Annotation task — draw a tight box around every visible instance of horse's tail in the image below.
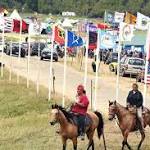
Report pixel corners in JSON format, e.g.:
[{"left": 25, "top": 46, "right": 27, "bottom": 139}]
[{"left": 94, "top": 111, "right": 104, "bottom": 139}]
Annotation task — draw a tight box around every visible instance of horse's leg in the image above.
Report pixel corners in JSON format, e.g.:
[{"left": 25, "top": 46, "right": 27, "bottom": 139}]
[
  {"left": 87, "top": 130, "right": 95, "bottom": 150},
  {"left": 122, "top": 130, "right": 132, "bottom": 150},
  {"left": 72, "top": 138, "right": 77, "bottom": 150},
  {"left": 62, "top": 137, "right": 67, "bottom": 150},
  {"left": 137, "top": 130, "right": 145, "bottom": 150}
]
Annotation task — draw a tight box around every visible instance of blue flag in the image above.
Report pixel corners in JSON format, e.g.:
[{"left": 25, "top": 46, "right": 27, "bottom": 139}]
[{"left": 67, "top": 31, "right": 83, "bottom": 47}]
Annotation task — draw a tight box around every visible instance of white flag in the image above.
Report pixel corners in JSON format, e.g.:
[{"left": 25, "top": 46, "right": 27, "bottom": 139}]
[
  {"left": 114, "top": 11, "right": 125, "bottom": 23},
  {"left": 136, "top": 12, "right": 150, "bottom": 30},
  {"left": 119, "top": 22, "right": 134, "bottom": 41}
]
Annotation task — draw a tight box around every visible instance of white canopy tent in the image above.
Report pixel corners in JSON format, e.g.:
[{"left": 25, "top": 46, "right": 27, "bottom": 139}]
[{"left": 10, "top": 9, "right": 21, "bottom": 20}]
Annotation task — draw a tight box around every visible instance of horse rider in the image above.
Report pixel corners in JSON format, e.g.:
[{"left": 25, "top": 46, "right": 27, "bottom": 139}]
[
  {"left": 126, "top": 83, "right": 144, "bottom": 130},
  {"left": 71, "top": 84, "right": 89, "bottom": 140}
]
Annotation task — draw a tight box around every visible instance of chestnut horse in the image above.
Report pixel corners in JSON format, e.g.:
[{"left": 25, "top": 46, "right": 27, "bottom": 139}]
[
  {"left": 108, "top": 101, "right": 150, "bottom": 150},
  {"left": 49, "top": 104, "right": 106, "bottom": 150}
]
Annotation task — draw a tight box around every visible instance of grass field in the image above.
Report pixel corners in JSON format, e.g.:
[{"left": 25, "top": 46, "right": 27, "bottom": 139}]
[{"left": 0, "top": 69, "right": 150, "bottom": 150}]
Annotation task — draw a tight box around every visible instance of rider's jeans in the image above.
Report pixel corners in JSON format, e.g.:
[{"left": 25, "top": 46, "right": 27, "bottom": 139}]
[{"left": 137, "top": 107, "right": 144, "bottom": 128}]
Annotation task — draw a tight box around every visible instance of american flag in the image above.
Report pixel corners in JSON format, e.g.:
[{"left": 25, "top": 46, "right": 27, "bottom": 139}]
[
  {"left": 0, "top": 16, "right": 13, "bottom": 32},
  {"left": 147, "top": 62, "right": 150, "bottom": 84}
]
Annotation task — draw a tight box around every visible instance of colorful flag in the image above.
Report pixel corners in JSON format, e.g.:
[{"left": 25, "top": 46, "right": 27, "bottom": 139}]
[
  {"left": 104, "top": 11, "right": 114, "bottom": 23},
  {"left": 13, "top": 19, "right": 28, "bottom": 33},
  {"left": 124, "top": 12, "right": 136, "bottom": 24},
  {"left": 67, "top": 31, "right": 83, "bottom": 47},
  {"left": 119, "top": 22, "right": 134, "bottom": 41},
  {"left": 89, "top": 31, "right": 97, "bottom": 50},
  {"left": 0, "top": 16, "right": 13, "bottom": 32},
  {"left": 114, "top": 12, "right": 125, "bottom": 23},
  {"left": 54, "top": 26, "right": 65, "bottom": 45},
  {"left": 99, "top": 30, "right": 117, "bottom": 49},
  {"left": 146, "top": 62, "right": 150, "bottom": 84},
  {"left": 136, "top": 12, "right": 150, "bottom": 30},
  {"left": 88, "top": 24, "right": 97, "bottom": 50}
]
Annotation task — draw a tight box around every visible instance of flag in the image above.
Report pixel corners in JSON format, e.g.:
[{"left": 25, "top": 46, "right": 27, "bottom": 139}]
[
  {"left": 146, "top": 62, "right": 150, "bottom": 84},
  {"left": 99, "top": 30, "right": 117, "bottom": 49},
  {"left": 89, "top": 31, "right": 97, "bottom": 50},
  {"left": 54, "top": 26, "right": 65, "bottom": 45},
  {"left": 67, "top": 31, "right": 83, "bottom": 47},
  {"left": 114, "top": 12, "right": 125, "bottom": 23},
  {"left": 88, "top": 24, "right": 97, "bottom": 50},
  {"left": 124, "top": 12, "right": 136, "bottom": 24},
  {"left": 0, "top": 16, "right": 13, "bottom": 32},
  {"left": 119, "top": 22, "right": 134, "bottom": 41},
  {"left": 13, "top": 19, "right": 28, "bottom": 33},
  {"left": 104, "top": 11, "right": 114, "bottom": 24},
  {"left": 136, "top": 12, "right": 150, "bottom": 30},
  {"left": 97, "top": 23, "right": 109, "bottom": 30}
]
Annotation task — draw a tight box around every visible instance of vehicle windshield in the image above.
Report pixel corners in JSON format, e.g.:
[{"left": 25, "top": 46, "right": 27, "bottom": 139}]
[{"left": 128, "top": 59, "right": 145, "bottom": 66}]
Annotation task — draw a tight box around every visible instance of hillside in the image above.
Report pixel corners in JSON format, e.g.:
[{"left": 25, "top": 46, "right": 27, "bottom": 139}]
[{"left": 0, "top": 0, "right": 150, "bottom": 17}]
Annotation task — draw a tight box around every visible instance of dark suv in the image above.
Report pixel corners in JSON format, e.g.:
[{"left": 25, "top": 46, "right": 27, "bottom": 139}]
[
  {"left": 31, "top": 42, "right": 46, "bottom": 56},
  {"left": 40, "top": 48, "right": 58, "bottom": 61}
]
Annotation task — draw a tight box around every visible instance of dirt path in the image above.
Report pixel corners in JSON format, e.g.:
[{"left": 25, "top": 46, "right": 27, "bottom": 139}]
[{"left": 2, "top": 54, "right": 150, "bottom": 112}]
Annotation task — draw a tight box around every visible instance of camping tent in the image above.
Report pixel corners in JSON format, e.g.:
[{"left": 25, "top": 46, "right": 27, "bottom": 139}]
[
  {"left": 10, "top": 9, "right": 21, "bottom": 20},
  {"left": 62, "top": 18, "right": 73, "bottom": 28}
]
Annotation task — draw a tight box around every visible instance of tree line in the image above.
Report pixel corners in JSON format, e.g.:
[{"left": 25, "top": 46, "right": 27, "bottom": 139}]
[{"left": 1, "top": 0, "right": 150, "bottom": 17}]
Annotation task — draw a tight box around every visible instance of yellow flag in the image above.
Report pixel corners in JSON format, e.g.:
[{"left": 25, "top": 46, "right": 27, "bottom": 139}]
[{"left": 125, "top": 12, "right": 136, "bottom": 24}]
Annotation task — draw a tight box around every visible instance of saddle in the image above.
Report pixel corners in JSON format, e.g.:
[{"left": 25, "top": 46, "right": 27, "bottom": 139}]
[
  {"left": 69, "top": 113, "right": 93, "bottom": 127},
  {"left": 128, "top": 106, "right": 149, "bottom": 115}
]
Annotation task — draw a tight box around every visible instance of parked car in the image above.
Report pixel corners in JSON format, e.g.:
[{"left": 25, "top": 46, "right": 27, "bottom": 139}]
[
  {"left": 40, "top": 48, "right": 58, "bottom": 61},
  {"left": 31, "top": 42, "right": 46, "bottom": 56},
  {"left": 5, "top": 43, "right": 26, "bottom": 57},
  {"left": 118, "top": 57, "right": 145, "bottom": 77},
  {"left": 106, "top": 52, "right": 118, "bottom": 64}
]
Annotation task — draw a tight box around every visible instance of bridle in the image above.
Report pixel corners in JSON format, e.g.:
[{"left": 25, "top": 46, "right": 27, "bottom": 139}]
[{"left": 50, "top": 108, "right": 60, "bottom": 126}]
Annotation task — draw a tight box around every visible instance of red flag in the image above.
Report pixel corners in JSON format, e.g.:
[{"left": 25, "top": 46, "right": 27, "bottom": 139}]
[
  {"left": 54, "top": 26, "right": 65, "bottom": 45},
  {"left": 97, "top": 23, "right": 109, "bottom": 29},
  {"left": 13, "top": 19, "right": 28, "bottom": 33}
]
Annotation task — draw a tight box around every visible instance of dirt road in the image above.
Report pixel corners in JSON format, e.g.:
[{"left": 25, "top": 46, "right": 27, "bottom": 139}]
[{"left": 2, "top": 54, "right": 150, "bottom": 112}]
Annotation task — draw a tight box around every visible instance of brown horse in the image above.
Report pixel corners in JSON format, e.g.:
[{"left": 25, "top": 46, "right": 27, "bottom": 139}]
[
  {"left": 49, "top": 104, "right": 106, "bottom": 150},
  {"left": 108, "top": 101, "right": 150, "bottom": 150}
]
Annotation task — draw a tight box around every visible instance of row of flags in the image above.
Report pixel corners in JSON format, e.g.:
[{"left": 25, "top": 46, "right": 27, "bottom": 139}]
[
  {"left": 104, "top": 11, "right": 150, "bottom": 31},
  {"left": 0, "top": 16, "right": 28, "bottom": 33},
  {"left": 54, "top": 26, "right": 83, "bottom": 48}
]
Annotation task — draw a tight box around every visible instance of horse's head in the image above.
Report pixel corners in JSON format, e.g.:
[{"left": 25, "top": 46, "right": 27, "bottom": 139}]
[
  {"left": 108, "top": 100, "right": 117, "bottom": 121},
  {"left": 49, "top": 104, "right": 60, "bottom": 126}
]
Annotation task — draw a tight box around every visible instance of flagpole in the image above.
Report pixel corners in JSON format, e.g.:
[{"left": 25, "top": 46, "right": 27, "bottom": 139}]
[
  {"left": 94, "top": 29, "right": 100, "bottom": 110},
  {"left": 36, "top": 36, "right": 40, "bottom": 95},
  {"left": 84, "top": 25, "right": 89, "bottom": 89},
  {"left": 48, "top": 26, "right": 54, "bottom": 101},
  {"left": 17, "top": 19, "right": 22, "bottom": 84},
  {"left": 62, "top": 29, "right": 68, "bottom": 107},
  {"left": 143, "top": 24, "right": 150, "bottom": 105},
  {"left": 116, "top": 41, "right": 121, "bottom": 102},
  {"left": 9, "top": 41, "right": 12, "bottom": 82},
  {"left": 27, "top": 31, "right": 31, "bottom": 88},
  {"left": 1, "top": 16, "right": 5, "bottom": 77}
]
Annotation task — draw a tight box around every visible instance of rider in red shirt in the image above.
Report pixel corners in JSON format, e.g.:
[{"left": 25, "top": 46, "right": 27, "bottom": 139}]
[{"left": 71, "top": 84, "right": 89, "bottom": 140}]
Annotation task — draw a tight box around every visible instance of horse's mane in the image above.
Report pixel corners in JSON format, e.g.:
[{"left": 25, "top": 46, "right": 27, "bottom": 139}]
[{"left": 57, "top": 105, "right": 73, "bottom": 123}]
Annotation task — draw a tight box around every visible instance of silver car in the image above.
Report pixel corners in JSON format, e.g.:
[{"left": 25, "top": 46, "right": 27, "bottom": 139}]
[{"left": 119, "top": 57, "right": 145, "bottom": 77}]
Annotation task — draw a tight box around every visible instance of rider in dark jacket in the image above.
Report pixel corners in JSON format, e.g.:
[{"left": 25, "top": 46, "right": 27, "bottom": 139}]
[{"left": 127, "top": 83, "right": 144, "bottom": 130}]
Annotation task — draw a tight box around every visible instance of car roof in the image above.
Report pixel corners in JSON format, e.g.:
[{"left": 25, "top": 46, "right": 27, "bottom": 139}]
[{"left": 126, "top": 57, "right": 144, "bottom": 61}]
